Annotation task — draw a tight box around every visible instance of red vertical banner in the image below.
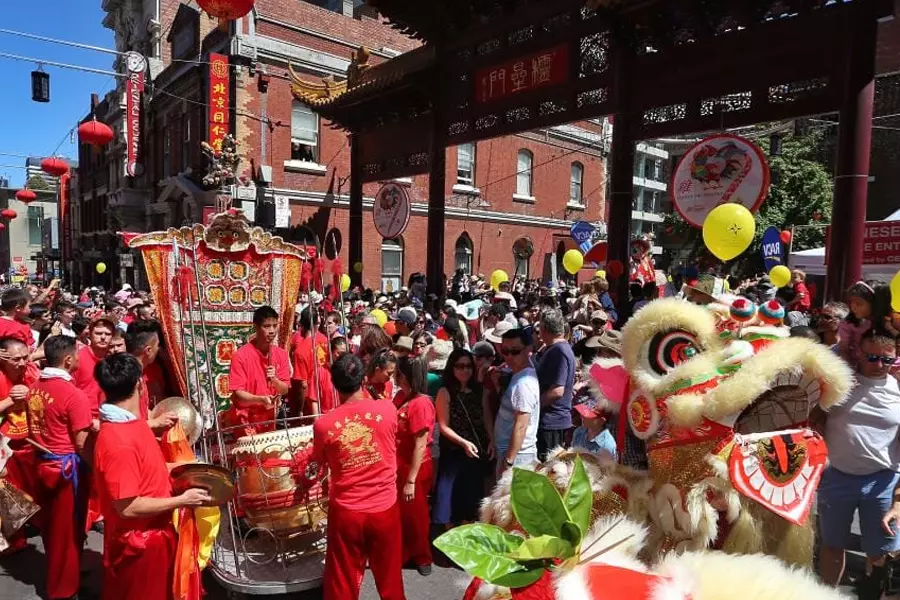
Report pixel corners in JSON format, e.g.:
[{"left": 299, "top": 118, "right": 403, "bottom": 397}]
[
  {"left": 208, "top": 53, "right": 230, "bottom": 151},
  {"left": 60, "top": 173, "right": 71, "bottom": 268},
  {"left": 125, "top": 71, "right": 145, "bottom": 177}
]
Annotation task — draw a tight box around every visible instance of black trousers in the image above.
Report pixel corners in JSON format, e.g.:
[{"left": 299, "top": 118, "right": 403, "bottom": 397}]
[{"left": 537, "top": 428, "right": 570, "bottom": 462}]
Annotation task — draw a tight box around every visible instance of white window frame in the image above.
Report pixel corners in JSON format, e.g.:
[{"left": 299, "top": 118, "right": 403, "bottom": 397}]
[
  {"left": 457, "top": 143, "right": 475, "bottom": 186},
  {"left": 569, "top": 161, "right": 584, "bottom": 207},
  {"left": 515, "top": 149, "right": 534, "bottom": 201},
  {"left": 290, "top": 100, "right": 320, "bottom": 164},
  {"left": 381, "top": 238, "right": 404, "bottom": 292},
  {"left": 454, "top": 234, "right": 473, "bottom": 274}
]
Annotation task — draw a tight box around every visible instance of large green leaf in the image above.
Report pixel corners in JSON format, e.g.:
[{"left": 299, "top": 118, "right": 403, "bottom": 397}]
[
  {"left": 563, "top": 455, "right": 592, "bottom": 537},
  {"left": 433, "top": 524, "right": 527, "bottom": 584},
  {"left": 510, "top": 467, "right": 570, "bottom": 538},
  {"left": 560, "top": 520, "right": 583, "bottom": 548},
  {"left": 493, "top": 566, "right": 546, "bottom": 589},
  {"left": 507, "top": 535, "right": 575, "bottom": 561}
]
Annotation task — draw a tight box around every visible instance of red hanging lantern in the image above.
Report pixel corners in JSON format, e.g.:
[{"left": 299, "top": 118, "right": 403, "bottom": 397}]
[
  {"left": 40, "top": 157, "right": 69, "bottom": 177},
  {"left": 15, "top": 189, "right": 37, "bottom": 204},
  {"left": 0, "top": 223, "right": 7, "bottom": 231},
  {"left": 780, "top": 230, "right": 792, "bottom": 244},
  {"left": 606, "top": 259, "right": 625, "bottom": 280},
  {"left": 78, "top": 119, "right": 114, "bottom": 147},
  {"left": 197, "top": 0, "right": 255, "bottom": 20},
  {"left": 1, "top": 209, "right": 17, "bottom": 220}
]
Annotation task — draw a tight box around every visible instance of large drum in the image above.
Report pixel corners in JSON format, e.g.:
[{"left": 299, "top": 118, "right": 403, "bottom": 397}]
[{"left": 231, "top": 426, "right": 326, "bottom": 534}]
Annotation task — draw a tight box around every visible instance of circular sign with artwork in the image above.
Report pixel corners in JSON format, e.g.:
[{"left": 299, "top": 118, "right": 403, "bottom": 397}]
[
  {"left": 513, "top": 236, "right": 534, "bottom": 260},
  {"left": 373, "top": 182, "right": 411, "bottom": 240},
  {"left": 671, "top": 133, "right": 770, "bottom": 229}
]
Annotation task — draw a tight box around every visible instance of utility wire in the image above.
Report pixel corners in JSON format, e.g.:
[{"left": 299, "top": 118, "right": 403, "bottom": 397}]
[
  {"left": 0, "top": 28, "right": 124, "bottom": 56},
  {"left": 0, "top": 51, "right": 123, "bottom": 78}
]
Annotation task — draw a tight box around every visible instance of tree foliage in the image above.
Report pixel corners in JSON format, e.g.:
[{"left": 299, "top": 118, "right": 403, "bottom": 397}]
[
  {"left": 663, "top": 129, "right": 833, "bottom": 274},
  {"left": 26, "top": 175, "right": 51, "bottom": 191}
]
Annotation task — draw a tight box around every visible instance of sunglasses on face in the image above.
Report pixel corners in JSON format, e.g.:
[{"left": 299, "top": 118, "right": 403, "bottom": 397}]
[
  {"left": 501, "top": 347, "right": 525, "bottom": 357},
  {"left": 865, "top": 354, "right": 896, "bottom": 365}
]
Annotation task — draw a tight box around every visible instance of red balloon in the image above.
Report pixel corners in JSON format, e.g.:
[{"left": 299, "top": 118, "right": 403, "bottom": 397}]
[
  {"left": 40, "top": 157, "right": 69, "bottom": 177},
  {"left": 197, "top": 0, "right": 255, "bottom": 19},
  {"left": 1, "top": 209, "right": 17, "bottom": 220},
  {"left": 606, "top": 259, "right": 625, "bottom": 280},
  {"left": 78, "top": 119, "right": 114, "bottom": 146},
  {"left": 780, "top": 230, "right": 792, "bottom": 244},
  {"left": 15, "top": 189, "right": 37, "bottom": 204},
  {"left": 0, "top": 223, "right": 7, "bottom": 231}
]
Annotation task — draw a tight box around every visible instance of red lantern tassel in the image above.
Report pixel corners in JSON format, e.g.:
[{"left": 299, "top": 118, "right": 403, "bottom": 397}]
[
  {"left": 172, "top": 266, "right": 196, "bottom": 309},
  {"left": 300, "top": 261, "right": 312, "bottom": 292},
  {"left": 312, "top": 258, "right": 325, "bottom": 293}
]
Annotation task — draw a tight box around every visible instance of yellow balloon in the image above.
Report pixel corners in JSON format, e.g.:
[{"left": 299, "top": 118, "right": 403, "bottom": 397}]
[
  {"left": 96, "top": 262, "right": 107, "bottom": 274},
  {"left": 769, "top": 265, "right": 791, "bottom": 288},
  {"left": 370, "top": 309, "right": 388, "bottom": 328},
  {"left": 562, "top": 249, "right": 584, "bottom": 275},
  {"left": 891, "top": 271, "right": 900, "bottom": 312},
  {"left": 595, "top": 270, "right": 606, "bottom": 280},
  {"left": 340, "top": 273, "right": 351, "bottom": 293},
  {"left": 353, "top": 261, "right": 363, "bottom": 273},
  {"left": 701, "top": 204, "right": 756, "bottom": 261},
  {"left": 490, "top": 269, "right": 509, "bottom": 291}
]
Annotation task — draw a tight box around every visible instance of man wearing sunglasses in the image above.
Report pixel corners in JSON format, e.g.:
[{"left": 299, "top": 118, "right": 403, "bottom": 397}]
[
  {"left": 492, "top": 328, "right": 540, "bottom": 477},
  {"left": 816, "top": 330, "right": 900, "bottom": 598}
]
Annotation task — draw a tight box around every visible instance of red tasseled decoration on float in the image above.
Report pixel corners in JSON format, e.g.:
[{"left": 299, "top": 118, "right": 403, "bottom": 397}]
[
  {"left": 300, "top": 261, "right": 313, "bottom": 292},
  {"left": 172, "top": 266, "right": 195, "bottom": 308},
  {"left": 331, "top": 258, "right": 343, "bottom": 276},
  {"left": 312, "top": 258, "right": 325, "bottom": 292},
  {"left": 329, "top": 258, "right": 344, "bottom": 303}
]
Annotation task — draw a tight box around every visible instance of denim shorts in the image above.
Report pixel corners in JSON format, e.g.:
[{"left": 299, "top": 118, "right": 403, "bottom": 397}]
[{"left": 817, "top": 466, "right": 900, "bottom": 557}]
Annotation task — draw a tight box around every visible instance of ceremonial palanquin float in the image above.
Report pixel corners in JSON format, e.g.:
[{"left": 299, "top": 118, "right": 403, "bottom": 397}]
[
  {"left": 126, "top": 210, "right": 328, "bottom": 594},
  {"left": 438, "top": 297, "right": 853, "bottom": 600}
]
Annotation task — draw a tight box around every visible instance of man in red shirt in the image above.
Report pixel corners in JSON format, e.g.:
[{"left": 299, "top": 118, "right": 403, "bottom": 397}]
[
  {"left": 26, "top": 335, "right": 93, "bottom": 599},
  {"left": 0, "top": 288, "right": 35, "bottom": 350},
  {"left": 125, "top": 325, "right": 165, "bottom": 422},
  {"left": 227, "top": 306, "right": 291, "bottom": 436},
  {"left": 93, "top": 353, "right": 210, "bottom": 600},
  {"left": 291, "top": 307, "right": 333, "bottom": 415},
  {"left": 73, "top": 316, "right": 114, "bottom": 419},
  {"left": 311, "top": 353, "right": 405, "bottom": 600},
  {"left": 108, "top": 329, "right": 126, "bottom": 355}
]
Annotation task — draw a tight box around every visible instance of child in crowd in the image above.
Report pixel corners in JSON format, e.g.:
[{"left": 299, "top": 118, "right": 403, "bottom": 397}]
[
  {"left": 838, "top": 280, "right": 891, "bottom": 363},
  {"left": 572, "top": 399, "right": 617, "bottom": 460}
]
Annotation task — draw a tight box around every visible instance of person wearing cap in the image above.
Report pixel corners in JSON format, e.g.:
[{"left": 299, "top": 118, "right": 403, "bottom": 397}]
[
  {"left": 573, "top": 310, "right": 609, "bottom": 363},
  {"left": 395, "top": 307, "right": 418, "bottom": 340},
  {"left": 572, "top": 400, "right": 617, "bottom": 459},
  {"left": 73, "top": 315, "right": 116, "bottom": 418},
  {"left": 535, "top": 309, "right": 576, "bottom": 461},
  {"left": 483, "top": 321, "right": 515, "bottom": 357},
  {"left": 392, "top": 336, "right": 414, "bottom": 359}
]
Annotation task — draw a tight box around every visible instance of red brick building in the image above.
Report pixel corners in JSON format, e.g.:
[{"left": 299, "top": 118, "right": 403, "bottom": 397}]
[{"left": 84, "top": 0, "right": 607, "bottom": 290}]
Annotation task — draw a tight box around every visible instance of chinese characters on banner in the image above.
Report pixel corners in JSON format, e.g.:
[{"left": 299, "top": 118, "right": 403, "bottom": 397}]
[
  {"left": 125, "top": 70, "right": 144, "bottom": 177},
  {"left": 208, "top": 53, "right": 230, "bottom": 151},
  {"left": 475, "top": 44, "right": 570, "bottom": 104}
]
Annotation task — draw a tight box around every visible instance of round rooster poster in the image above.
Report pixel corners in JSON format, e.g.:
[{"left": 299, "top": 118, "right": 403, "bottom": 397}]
[{"left": 671, "top": 133, "right": 770, "bottom": 228}]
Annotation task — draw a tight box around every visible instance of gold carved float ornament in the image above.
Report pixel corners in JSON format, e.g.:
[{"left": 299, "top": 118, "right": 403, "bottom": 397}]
[{"left": 122, "top": 210, "right": 307, "bottom": 418}]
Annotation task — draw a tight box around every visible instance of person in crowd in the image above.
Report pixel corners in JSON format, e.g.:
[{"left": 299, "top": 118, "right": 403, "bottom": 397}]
[
  {"left": 125, "top": 325, "right": 177, "bottom": 431},
  {"left": 440, "top": 315, "right": 468, "bottom": 350},
  {"left": 813, "top": 331, "right": 900, "bottom": 597},
  {"left": 573, "top": 310, "right": 608, "bottom": 363},
  {"left": 26, "top": 336, "right": 93, "bottom": 600},
  {"left": 493, "top": 328, "right": 540, "bottom": 476},
  {"left": 483, "top": 321, "right": 515, "bottom": 356},
  {"left": 789, "top": 269, "right": 811, "bottom": 312},
  {"left": 93, "top": 353, "right": 211, "bottom": 600},
  {"left": 393, "top": 356, "right": 435, "bottom": 575},
  {"left": 291, "top": 308, "right": 331, "bottom": 416},
  {"left": 27, "top": 304, "right": 50, "bottom": 349},
  {"left": 572, "top": 399, "right": 617, "bottom": 459},
  {"left": 73, "top": 315, "right": 115, "bottom": 417},
  {"left": 394, "top": 307, "right": 417, "bottom": 340},
  {"left": 425, "top": 339, "right": 452, "bottom": 400},
  {"left": 411, "top": 330, "right": 433, "bottom": 358},
  {"left": 593, "top": 277, "right": 618, "bottom": 325},
  {"left": 365, "top": 348, "right": 397, "bottom": 402},
  {"left": 789, "top": 326, "right": 819, "bottom": 341},
  {"left": 535, "top": 309, "right": 575, "bottom": 461},
  {"left": 226, "top": 306, "right": 291, "bottom": 437},
  {"left": 49, "top": 300, "right": 79, "bottom": 338},
  {"left": 818, "top": 301, "right": 850, "bottom": 351},
  {"left": 0, "top": 287, "right": 35, "bottom": 350},
  {"left": 359, "top": 325, "right": 393, "bottom": 365},
  {"left": 433, "top": 349, "right": 492, "bottom": 528},
  {"left": 312, "top": 354, "right": 404, "bottom": 600},
  {"left": 108, "top": 329, "right": 127, "bottom": 355},
  {"left": 838, "top": 280, "right": 891, "bottom": 363},
  {"left": 331, "top": 337, "right": 350, "bottom": 363},
  {"left": 392, "top": 336, "right": 414, "bottom": 359}
]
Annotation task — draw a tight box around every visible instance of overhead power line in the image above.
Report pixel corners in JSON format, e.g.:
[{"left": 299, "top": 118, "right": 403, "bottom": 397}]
[
  {"left": 0, "top": 28, "right": 124, "bottom": 57},
  {"left": 0, "top": 51, "right": 124, "bottom": 78}
]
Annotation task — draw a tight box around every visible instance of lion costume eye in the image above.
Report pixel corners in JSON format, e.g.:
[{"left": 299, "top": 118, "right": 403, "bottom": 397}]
[{"left": 647, "top": 330, "right": 699, "bottom": 375}]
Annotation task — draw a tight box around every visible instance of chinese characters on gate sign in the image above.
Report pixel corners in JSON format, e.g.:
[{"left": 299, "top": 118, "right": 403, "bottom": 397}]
[
  {"left": 475, "top": 44, "right": 570, "bottom": 104},
  {"left": 208, "top": 53, "right": 231, "bottom": 151}
]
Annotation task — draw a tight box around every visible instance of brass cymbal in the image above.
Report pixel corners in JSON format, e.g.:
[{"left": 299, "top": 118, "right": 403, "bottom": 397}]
[
  {"left": 151, "top": 397, "right": 203, "bottom": 445},
  {"left": 170, "top": 463, "right": 235, "bottom": 507}
]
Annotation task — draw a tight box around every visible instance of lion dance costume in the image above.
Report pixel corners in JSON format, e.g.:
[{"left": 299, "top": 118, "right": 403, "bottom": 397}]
[{"left": 440, "top": 297, "right": 854, "bottom": 600}]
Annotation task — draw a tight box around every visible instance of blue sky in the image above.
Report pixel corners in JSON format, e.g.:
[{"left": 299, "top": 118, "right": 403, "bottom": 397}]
[{"left": 0, "top": 2, "right": 116, "bottom": 187}]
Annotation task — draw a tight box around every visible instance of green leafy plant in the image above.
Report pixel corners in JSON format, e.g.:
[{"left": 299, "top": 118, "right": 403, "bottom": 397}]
[{"left": 433, "top": 455, "right": 593, "bottom": 587}]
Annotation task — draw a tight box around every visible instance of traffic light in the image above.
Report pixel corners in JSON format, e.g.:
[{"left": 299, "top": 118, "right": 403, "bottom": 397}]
[{"left": 31, "top": 70, "right": 50, "bottom": 103}]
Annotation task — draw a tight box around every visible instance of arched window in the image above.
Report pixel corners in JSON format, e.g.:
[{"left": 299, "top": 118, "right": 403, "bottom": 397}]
[
  {"left": 381, "top": 237, "right": 404, "bottom": 292},
  {"left": 516, "top": 149, "right": 533, "bottom": 197},
  {"left": 570, "top": 161, "right": 584, "bottom": 206},
  {"left": 454, "top": 234, "right": 473, "bottom": 274}
]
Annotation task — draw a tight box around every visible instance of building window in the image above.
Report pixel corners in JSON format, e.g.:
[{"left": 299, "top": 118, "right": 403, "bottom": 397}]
[
  {"left": 291, "top": 101, "right": 319, "bottom": 163},
  {"left": 456, "top": 143, "right": 475, "bottom": 186},
  {"left": 570, "top": 162, "right": 584, "bottom": 206},
  {"left": 516, "top": 149, "right": 533, "bottom": 197},
  {"left": 381, "top": 238, "right": 404, "bottom": 293},
  {"left": 515, "top": 254, "right": 529, "bottom": 279},
  {"left": 454, "top": 234, "right": 473, "bottom": 274},
  {"left": 27, "top": 205, "right": 42, "bottom": 246}
]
